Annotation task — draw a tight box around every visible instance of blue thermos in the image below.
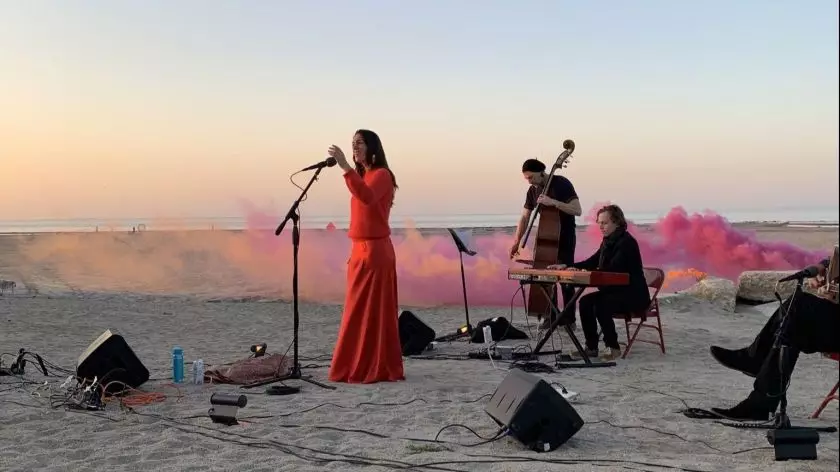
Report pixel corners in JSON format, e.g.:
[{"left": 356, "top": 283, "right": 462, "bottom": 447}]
[{"left": 172, "top": 346, "right": 184, "bottom": 383}]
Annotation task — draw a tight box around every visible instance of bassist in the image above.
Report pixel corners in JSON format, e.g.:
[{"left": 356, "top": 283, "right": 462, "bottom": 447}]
[{"left": 510, "top": 158, "right": 582, "bottom": 329}]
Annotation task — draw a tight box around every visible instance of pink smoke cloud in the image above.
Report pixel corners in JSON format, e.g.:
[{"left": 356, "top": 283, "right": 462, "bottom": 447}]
[
  {"left": 235, "top": 203, "right": 829, "bottom": 307},
  {"left": 14, "top": 204, "right": 831, "bottom": 308}
]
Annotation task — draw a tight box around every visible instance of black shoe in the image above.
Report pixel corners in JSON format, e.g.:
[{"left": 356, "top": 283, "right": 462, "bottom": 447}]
[
  {"left": 711, "top": 394, "right": 774, "bottom": 421},
  {"left": 710, "top": 346, "right": 760, "bottom": 378}
]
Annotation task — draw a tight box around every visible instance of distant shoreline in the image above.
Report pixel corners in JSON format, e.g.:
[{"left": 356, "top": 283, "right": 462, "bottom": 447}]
[
  {"left": 1, "top": 220, "right": 838, "bottom": 236},
  {"left": 2, "top": 209, "right": 838, "bottom": 235}
]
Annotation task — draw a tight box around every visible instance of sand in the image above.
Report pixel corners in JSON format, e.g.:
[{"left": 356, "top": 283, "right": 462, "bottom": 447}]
[{"left": 1, "top": 226, "right": 838, "bottom": 472}]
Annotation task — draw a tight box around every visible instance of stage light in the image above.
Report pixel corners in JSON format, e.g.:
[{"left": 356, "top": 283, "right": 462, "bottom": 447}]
[{"left": 250, "top": 343, "right": 267, "bottom": 357}]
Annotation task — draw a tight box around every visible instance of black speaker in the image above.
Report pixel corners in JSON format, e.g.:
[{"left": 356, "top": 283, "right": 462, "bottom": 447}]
[
  {"left": 398, "top": 311, "right": 436, "bottom": 356},
  {"left": 485, "top": 368, "right": 583, "bottom": 452},
  {"left": 76, "top": 330, "right": 150, "bottom": 394}
]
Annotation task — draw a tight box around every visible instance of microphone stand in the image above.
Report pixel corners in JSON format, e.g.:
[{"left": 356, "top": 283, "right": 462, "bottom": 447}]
[
  {"left": 766, "top": 278, "right": 819, "bottom": 460},
  {"left": 246, "top": 163, "right": 336, "bottom": 391}
]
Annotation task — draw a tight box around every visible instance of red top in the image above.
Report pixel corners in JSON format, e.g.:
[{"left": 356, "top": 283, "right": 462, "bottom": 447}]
[{"left": 344, "top": 167, "right": 394, "bottom": 240}]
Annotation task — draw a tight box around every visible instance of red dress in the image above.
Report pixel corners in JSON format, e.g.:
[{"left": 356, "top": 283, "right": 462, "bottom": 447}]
[{"left": 328, "top": 168, "right": 405, "bottom": 383}]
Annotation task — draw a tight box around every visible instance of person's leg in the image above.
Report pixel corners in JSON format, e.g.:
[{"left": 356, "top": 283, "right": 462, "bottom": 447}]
[
  {"left": 576, "top": 292, "right": 601, "bottom": 354},
  {"left": 753, "top": 293, "right": 839, "bottom": 401},
  {"left": 557, "top": 233, "right": 577, "bottom": 323},
  {"left": 539, "top": 234, "right": 577, "bottom": 330},
  {"left": 329, "top": 239, "right": 405, "bottom": 384},
  {"left": 329, "top": 241, "right": 368, "bottom": 382},
  {"left": 710, "top": 298, "right": 786, "bottom": 377},
  {"left": 712, "top": 292, "right": 840, "bottom": 420},
  {"left": 594, "top": 293, "right": 622, "bottom": 351}
]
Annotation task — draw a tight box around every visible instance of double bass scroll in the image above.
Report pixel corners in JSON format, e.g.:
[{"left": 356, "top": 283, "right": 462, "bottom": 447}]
[{"left": 518, "top": 139, "right": 576, "bottom": 318}]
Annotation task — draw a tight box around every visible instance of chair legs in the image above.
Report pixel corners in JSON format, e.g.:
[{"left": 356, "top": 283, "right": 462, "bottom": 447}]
[
  {"left": 623, "top": 316, "right": 666, "bottom": 359},
  {"left": 656, "top": 314, "right": 665, "bottom": 354},
  {"left": 810, "top": 382, "right": 839, "bottom": 419}
]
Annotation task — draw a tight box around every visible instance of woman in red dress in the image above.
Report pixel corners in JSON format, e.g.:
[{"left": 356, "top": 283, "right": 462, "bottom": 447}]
[{"left": 326, "top": 129, "right": 405, "bottom": 383}]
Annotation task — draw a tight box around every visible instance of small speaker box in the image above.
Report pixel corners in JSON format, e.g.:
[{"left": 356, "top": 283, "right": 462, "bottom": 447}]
[{"left": 398, "top": 311, "right": 436, "bottom": 356}]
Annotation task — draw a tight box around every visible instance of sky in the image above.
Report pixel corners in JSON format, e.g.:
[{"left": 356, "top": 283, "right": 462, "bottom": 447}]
[{"left": 1, "top": 0, "right": 838, "bottom": 221}]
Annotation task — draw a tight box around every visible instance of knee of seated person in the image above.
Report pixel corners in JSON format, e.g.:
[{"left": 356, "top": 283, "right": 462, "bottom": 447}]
[
  {"left": 789, "top": 292, "right": 831, "bottom": 316},
  {"left": 578, "top": 293, "right": 596, "bottom": 309}
]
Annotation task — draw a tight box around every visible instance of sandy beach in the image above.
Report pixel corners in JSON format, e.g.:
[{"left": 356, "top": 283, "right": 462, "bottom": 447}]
[{"left": 1, "top": 224, "right": 838, "bottom": 471}]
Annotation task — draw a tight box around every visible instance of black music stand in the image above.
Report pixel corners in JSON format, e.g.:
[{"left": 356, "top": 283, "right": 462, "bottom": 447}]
[
  {"left": 528, "top": 283, "right": 616, "bottom": 368},
  {"left": 244, "top": 164, "right": 336, "bottom": 391},
  {"left": 434, "top": 229, "right": 477, "bottom": 342}
]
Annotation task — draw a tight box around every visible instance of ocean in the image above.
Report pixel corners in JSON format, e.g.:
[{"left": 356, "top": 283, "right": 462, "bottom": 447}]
[{"left": 0, "top": 208, "right": 838, "bottom": 233}]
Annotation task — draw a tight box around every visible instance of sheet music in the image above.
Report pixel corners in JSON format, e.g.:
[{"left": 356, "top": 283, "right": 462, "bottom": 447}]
[{"left": 453, "top": 229, "right": 474, "bottom": 253}]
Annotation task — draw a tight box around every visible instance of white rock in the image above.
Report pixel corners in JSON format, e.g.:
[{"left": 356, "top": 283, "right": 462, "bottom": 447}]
[
  {"left": 736, "top": 270, "right": 819, "bottom": 303},
  {"left": 681, "top": 276, "right": 738, "bottom": 312}
]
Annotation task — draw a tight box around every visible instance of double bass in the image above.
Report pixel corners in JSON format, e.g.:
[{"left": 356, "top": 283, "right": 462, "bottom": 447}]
[{"left": 518, "top": 139, "right": 576, "bottom": 318}]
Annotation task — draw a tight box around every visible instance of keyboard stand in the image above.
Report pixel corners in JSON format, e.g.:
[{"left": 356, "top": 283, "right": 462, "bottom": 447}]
[{"left": 527, "top": 282, "right": 616, "bottom": 368}]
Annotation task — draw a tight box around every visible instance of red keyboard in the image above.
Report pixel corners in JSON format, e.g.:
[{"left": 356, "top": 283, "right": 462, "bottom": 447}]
[{"left": 508, "top": 268, "right": 629, "bottom": 286}]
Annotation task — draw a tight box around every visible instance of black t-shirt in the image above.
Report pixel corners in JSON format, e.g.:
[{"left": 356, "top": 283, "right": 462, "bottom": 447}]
[{"left": 524, "top": 175, "right": 578, "bottom": 240}]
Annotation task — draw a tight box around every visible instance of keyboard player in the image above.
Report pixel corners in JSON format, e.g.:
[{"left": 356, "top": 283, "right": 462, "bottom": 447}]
[{"left": 548, "top": 204, "right": 649, "bottom": 361}]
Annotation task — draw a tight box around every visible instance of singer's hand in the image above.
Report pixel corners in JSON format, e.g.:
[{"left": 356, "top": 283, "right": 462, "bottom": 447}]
[{"left": 328, "top": 145, "right": 351, "bottom": 171}]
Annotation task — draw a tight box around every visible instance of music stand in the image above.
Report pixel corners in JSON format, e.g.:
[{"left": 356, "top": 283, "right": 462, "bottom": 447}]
[
  {"left": 434, "top": 229, "right": 477, "bottom": 342},
  {"left": 244, "top": 164, "right": 335, "bottom": 391}
]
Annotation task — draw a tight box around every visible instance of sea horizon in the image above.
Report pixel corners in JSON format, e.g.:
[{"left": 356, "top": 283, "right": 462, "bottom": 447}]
[{"left": 1, "top": 207, "right": 838, "bottom": 234}]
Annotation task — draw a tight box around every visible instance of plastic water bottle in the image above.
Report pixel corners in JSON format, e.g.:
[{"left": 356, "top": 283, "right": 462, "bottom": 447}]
[
  {"left": 192, "top": 359, "right": 204, "bottom": 385},
  {"left": 483, "top": 325, "right": 493, "bottom": 345},
  {"left": 482, "top": 325, "right": 497, "bottom": 369},
  {"left": 172, "top": 346, "right": 184, "bottom": 383}
]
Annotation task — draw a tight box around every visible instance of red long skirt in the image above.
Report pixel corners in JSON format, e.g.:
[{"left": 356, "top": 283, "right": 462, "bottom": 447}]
[{"left": 328, "top": 238, "right": 405, "bottom": 383}]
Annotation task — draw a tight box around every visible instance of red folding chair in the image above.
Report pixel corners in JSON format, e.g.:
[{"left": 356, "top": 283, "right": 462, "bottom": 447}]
[
  {"left": 810, "top": 352, "right": 839, "bottom": 419},
  {"left": 615, "top": 267, "right": 666, "bottom": 359}
]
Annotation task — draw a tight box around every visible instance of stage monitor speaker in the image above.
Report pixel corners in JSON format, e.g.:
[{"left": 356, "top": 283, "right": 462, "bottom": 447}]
[
  {"left": 398, "top": 311, "right": 435, "bottom": 356},
  {"left": 485, "top": 368, "right": 583, "bottom": 452},
  {"left": 76, "top": 330, "right": 150, "bottom": 394}
]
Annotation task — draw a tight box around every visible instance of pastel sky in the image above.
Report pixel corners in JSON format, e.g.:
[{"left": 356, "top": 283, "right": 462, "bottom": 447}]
[{"left": 1, "top": 0, "right": 837, "bottom": 221}]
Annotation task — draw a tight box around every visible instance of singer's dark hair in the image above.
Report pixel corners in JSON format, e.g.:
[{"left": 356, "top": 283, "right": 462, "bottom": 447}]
[{"left": 354, "top": 129, "right": 398, "bottom": 205}]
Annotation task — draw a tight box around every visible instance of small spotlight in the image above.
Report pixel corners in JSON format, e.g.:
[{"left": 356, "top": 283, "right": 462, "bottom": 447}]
[
  {"left": 250, "top": 343, "right": 267, "bottom": 357},
  {"left": 459, "top": 325, "right": 470, "bottom": 334}
]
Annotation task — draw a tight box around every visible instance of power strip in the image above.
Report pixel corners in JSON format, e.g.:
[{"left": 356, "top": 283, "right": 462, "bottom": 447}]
[{"left": 466, "top": 349, "right": 537, "bottom": 361}]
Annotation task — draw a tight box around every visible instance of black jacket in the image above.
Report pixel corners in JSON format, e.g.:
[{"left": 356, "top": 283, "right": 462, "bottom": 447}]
[{"left": 573, "top": 229, "right": 651, "bottom": 311}]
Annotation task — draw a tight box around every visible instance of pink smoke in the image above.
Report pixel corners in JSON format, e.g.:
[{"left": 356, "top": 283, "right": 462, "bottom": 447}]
[
  {"left": 584, "top": 204, "right": 830, "bottom": 280},
  {"left": 14, "top": 204, "right": 831, "bottom": 308},
  {"left": 239, "top": 203, "right": 830, "bottom": 307}
]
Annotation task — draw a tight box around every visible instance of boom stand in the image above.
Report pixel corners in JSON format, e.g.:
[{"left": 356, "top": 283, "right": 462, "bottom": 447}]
[
  {"left": 246, "top": 165, "right": 335, "bottom": 391},
  {"left": 435, "top": 229, "right": 477, "bottom": 342},
  {"left": 765, "top": 279, "right": 819, "bottom": 460}
]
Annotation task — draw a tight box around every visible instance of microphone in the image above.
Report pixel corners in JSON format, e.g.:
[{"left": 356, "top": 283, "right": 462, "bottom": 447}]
[
  {"left": 299, "top": 157, "right": 337, "bottom": 172},
  {"left": 778, "top": 265, "right": 820, "bottom": 283}
]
